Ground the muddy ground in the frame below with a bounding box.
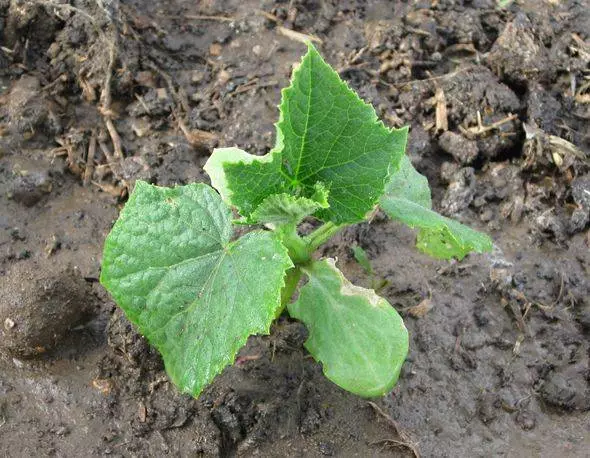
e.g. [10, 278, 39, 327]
[0, 0, 589, 456]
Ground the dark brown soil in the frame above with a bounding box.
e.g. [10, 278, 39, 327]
[1, 1, 589, 457]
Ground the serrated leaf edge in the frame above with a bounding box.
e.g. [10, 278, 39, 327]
[181, 233, 290, 397]
[204, 146, 279, 207]
[204, 44, 409, 223]
[100, 182, 294, 397]
[276, 45, 409, 213]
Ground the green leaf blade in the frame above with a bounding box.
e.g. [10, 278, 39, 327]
[203, 147, 287, 217]
[204, 45, 408, 225]
[352, 245, 373, 275]
[288, 259, 408, 397]
[380, 155, 493, 260]
[250, 183, 329, 227]
[100, 181, 293, 397]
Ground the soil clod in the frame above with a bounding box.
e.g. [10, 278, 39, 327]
[0, 257, 95, 357]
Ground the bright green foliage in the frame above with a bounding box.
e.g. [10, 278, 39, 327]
[380, 155, 493, 260]
[288, 259, 408, 397]
[249, 183, 329, 227]
[205, 44, 408, 225]
[352, 245, 373, 275]
[100, 44, 492, 401]
[100, 182, 292, 397]
[203, 146, 285, 216]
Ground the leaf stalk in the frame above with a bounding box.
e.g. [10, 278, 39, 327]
[305, 222, 343, 252]
[278, 267, 302, 312]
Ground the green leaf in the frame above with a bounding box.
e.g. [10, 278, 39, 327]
[205, 44, 408, 224]
[288, 259, 408, 397]
[352, 245, 373, 275]
[100, 181, 292, 397]
[204, 147, 287, 216]
[250, 182, 329, 227]
[380, 155, 493, 260]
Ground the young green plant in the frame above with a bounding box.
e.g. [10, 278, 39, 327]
[100, 44, 492, 398]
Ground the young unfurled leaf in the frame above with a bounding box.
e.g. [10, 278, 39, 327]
[205, 44, 408, 225]
[249, 183, 329, 227]
[288, 259, 408, 397]
[100, 182, 292, 397]
[380, 155, 493, 260]
[352, 245, 373, 275]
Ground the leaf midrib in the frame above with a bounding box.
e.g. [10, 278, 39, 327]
[293, 53, 313, 181]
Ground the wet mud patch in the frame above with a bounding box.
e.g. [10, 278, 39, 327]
[1, 0, 589, 456]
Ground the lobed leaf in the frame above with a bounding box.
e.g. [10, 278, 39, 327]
[205, 44, 408, 225]
[288, 259, 408, 397]
[100, 181, 293, 397]
[380, 155, 493, 260]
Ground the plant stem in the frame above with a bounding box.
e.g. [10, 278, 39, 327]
[276, 267, 302, 316]
[280, 225, 312, 264]
[305, 222, 343, 252]
[274, 222, 344, 317]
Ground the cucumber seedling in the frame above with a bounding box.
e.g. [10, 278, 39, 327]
[100, 45, 492, 398]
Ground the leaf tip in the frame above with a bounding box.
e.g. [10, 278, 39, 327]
[303, 40, 323, 56]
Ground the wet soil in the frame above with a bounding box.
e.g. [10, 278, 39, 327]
[1, 0, 589, 456]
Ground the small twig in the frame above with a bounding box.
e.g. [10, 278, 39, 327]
[393, 66, 474, 87]
[257, 9, 322, 44]
[524, 122, 588, 162]
[231, 78, 259, 95]
[348, 46, 367, 65]
[459, 112, 518, 139]
[148, 375, 169, 393]
[553, 272, 565, 307]
[434, 86, 448, 132]
[98, 139, 123, 180]
[83, 131, 97, 186]
[50, 146, 68, 157]
[368, 402, 420, 458]
[228, 78, 279, 97]
[91, 180, 125, 197]
[42, 73, 68, 93]
[184, 14, 235, 22]
[100, 35, 118, 117]
[406, 26, 431, 37]
[104, 118, 124, 161]
[257, 9, 281, 22]
[235, 354, 261, 365]
[149, 61, 217, 147]
[278, 26, 323, 44]
[444, 43, 477, 56]
[65, 140, 83, 176]
[177, 117, 218, 147]
[134, 93, 151, 115]
[43, 1, 98, 26]
[147, 61, 190, 114]
[176, 87, 191, 116]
